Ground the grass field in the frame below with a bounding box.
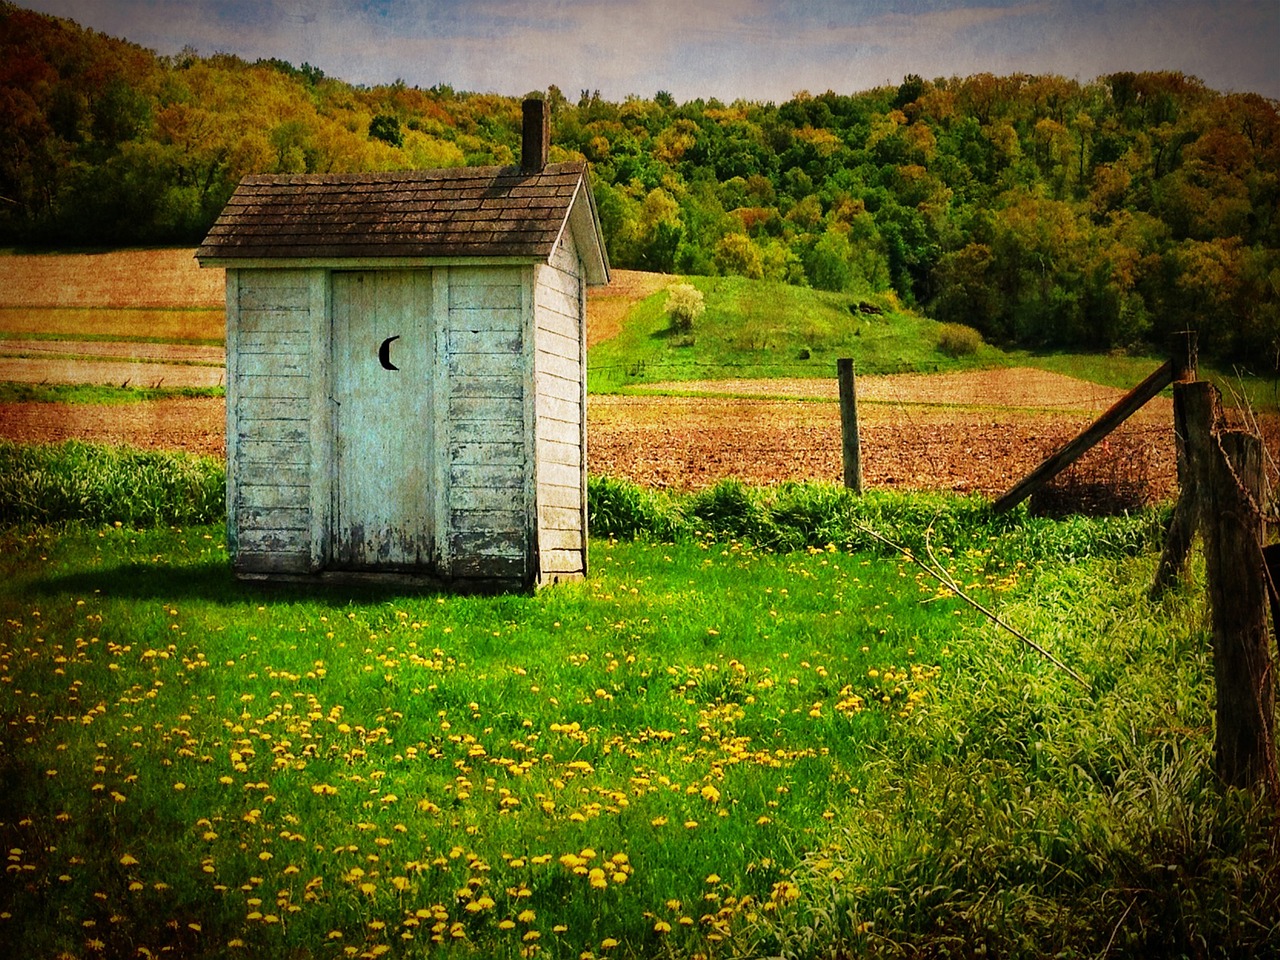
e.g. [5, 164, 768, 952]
[1, 446, 1277, 959]
[587, 277, 1005, 392]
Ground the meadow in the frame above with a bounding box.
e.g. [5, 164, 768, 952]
[1, 444, 1277, 959]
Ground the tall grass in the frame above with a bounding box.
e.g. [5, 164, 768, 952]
[0, 440, 224, 526]
[0, 447, 1275, 958]
[589, 475, 1168, 562]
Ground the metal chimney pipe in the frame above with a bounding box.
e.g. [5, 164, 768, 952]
[521, 98, 549, 174]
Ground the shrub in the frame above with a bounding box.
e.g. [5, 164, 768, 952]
[664, 282, 705, 333]
[937, 321, 984, 357]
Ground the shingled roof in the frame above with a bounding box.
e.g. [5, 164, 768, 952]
[195, 160, 609, 284]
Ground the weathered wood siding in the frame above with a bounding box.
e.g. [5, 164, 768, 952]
[443, 266, 532, 584]
[226, 268, 329, 574]
[533, 231, 587, 583]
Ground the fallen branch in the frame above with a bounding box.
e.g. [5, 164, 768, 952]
[853, 520, 1093, 691]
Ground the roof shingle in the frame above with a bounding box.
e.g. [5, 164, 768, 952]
[196, 161, 592, 264]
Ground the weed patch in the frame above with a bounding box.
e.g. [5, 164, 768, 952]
[0, 440, 224, 526]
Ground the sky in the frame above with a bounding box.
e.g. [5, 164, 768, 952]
[19, 0, 1280, 102]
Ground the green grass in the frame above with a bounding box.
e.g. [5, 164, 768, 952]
[1012, 349, 1280, 413]
[0, 447, 1276, 958]
[0, 382, 225, 404]
[584, 274, 1280, 414]
[587, 277, 1006, 391]
[0, 440, 224, 526]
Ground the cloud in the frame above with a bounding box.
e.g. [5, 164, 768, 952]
[18, 0, 1280, 100]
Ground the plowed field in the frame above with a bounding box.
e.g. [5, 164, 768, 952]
[0, 368, 1207, 504]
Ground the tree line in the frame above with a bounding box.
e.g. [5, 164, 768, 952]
[2, 2, 1277, 363]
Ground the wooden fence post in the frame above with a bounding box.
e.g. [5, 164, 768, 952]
[837, 358, 863, 494]
[1204, 426, 1276, 789]
[1150, 379, 1210, 596]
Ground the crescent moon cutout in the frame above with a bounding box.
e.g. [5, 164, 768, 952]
[378, 335, 401, 371]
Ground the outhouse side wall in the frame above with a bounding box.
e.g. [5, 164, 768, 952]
[442, 266, 534, 586]
[533, 231, 588, 584]
[225, 268, 331, 575]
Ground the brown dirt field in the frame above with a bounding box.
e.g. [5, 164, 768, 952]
[0, 339, 225, 363]
[0, 358, 226, 389]
[587, 395, 1179, 499]
[0, 371, 1223, 505]
[0, 336, 226, 388]
[0, 249, 223, 307]
[0, 398, 226, 456]
[0, 307, 225, 342]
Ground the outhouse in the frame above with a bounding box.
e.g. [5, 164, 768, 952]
[196, 100, 609, 591]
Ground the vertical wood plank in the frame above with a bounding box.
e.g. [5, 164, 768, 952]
[522, 265, 538, 587]
[578, 251, 589, 576]
[225, 269, 241, 558]
[307, 268, 330, 573]
[434, 267, 452, 577]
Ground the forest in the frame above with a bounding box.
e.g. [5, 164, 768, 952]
[2, 1, 1278, 363]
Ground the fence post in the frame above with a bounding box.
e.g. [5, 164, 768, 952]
[837, 358, 863, 494]
[1204, 427, 1275, 790]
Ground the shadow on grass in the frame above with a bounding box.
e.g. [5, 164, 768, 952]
[27, 562, 459, 606]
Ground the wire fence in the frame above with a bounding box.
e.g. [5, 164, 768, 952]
[586, 359, 1280, 516]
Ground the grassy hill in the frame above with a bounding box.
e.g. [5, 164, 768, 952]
[587, 274, 1005, 392]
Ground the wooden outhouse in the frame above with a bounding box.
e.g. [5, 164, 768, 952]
[196, 100, 609, 592]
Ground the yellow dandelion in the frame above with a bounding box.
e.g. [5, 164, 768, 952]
[119, 854, 138, 866]
[654, 920, 672, 933]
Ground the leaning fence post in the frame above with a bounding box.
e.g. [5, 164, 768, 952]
[837, 358, 863, 494]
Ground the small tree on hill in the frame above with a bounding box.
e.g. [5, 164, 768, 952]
[664, 283, 705, 333]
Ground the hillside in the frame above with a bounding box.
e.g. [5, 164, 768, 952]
[2, 2, 1278, 365]
[587, 275, 1004, 390]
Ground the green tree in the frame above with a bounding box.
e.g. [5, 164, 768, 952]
[369, 113, 403, 148]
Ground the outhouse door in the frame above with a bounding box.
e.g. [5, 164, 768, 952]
[330, 271, 436, 569]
